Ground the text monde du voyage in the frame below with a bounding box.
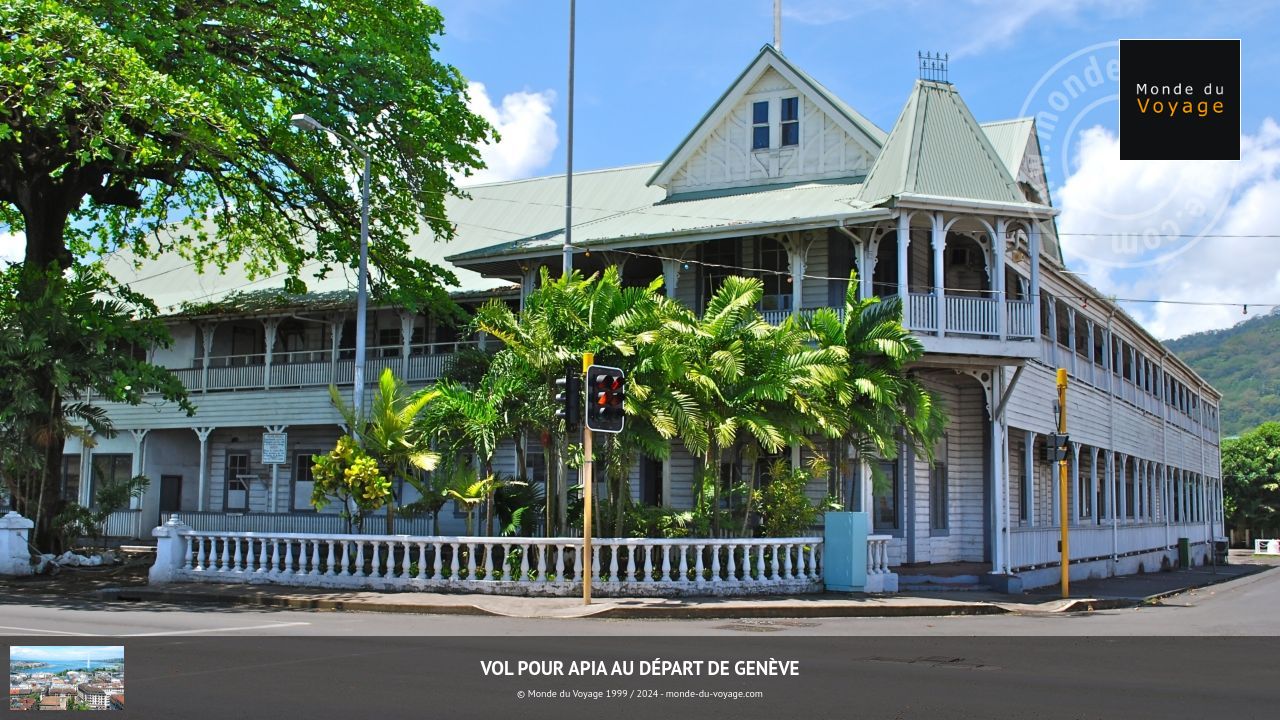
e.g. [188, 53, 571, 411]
[1134, 82, 1228, 118]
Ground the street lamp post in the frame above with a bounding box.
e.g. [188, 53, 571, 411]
[290, 113, 371, 422]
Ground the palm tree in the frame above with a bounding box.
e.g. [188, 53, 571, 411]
[473, 266, 671, 535]
[649, 276, 846, 533]
[329, 368, 439, 534]
[803, 272, 946, 505]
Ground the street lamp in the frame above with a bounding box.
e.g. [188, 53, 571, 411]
[289, 113, 372, 422]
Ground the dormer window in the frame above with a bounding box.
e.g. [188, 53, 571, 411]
[752, 101, 770, 150]
[781, 97, 799, 146]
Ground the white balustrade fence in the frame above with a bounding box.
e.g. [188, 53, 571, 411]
[149, 518, 823, 597]
[864, 535, 897, 593]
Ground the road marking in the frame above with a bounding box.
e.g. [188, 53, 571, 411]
[0, 625, 99, 636]
[120, 621, 312, 637]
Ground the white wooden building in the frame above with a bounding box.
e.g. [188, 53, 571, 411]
[79, 46, 1222, 591]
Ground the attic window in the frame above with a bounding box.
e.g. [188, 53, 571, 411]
[752, 101, 769, 150]
[781, 97, 799, 146]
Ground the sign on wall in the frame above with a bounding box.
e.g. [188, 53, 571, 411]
[261, 432, 288, 465]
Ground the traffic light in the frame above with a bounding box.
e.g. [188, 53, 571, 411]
[585, 364, 625, 433]
[554, 365, 581, 430]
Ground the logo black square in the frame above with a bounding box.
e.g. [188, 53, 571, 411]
[1120, 39, 1240, 160]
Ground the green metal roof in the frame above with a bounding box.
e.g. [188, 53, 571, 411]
[980, 117, 1036, 179]
[859, 80, 1028, 206]
[447, 178, 872, 262]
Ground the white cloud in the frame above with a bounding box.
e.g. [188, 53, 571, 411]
[460, 81, 558, 185]
[1058, 119, 1280, 340]
[0, 228, 23, 264]
[952, 0, 1146, 58]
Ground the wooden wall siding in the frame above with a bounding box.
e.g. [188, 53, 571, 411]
[895, 374, 987, 565]
[97, 387, 345, 430]
[668, 68, 874, 194]
[953, 380, 988, 561]
[909, 228, 932, 291]
[206, 426, 341, 514]
[1002, 360, 1218, 476]
[666, 440, 698, 510]
[801, 232, 830, 310]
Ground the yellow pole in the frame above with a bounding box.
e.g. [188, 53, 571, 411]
[582, 352, 594, 605]
[1057, 368, 1070, 598]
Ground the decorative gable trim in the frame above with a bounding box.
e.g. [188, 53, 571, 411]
[648, 45, 885, 191]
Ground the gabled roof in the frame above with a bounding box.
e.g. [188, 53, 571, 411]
[648, 44, 887, 189]
[859, 80, 1029, 206]
[980, 117, 1036, 179]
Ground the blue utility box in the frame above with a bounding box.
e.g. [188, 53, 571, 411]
[823, 511, 868, 592]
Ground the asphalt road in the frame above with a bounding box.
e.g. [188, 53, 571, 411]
[1, 564, 1278, 636]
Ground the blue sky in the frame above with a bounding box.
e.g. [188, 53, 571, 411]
[11, 646, 124, 663]
[433, 0, 1280, 339]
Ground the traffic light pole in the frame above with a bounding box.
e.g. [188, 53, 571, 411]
[1057, 368, 1070, 599]
[582, 351, 594, 605]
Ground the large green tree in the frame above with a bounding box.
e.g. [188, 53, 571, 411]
[1222, 422, 1280, 539]
[0, 0, 493, 547]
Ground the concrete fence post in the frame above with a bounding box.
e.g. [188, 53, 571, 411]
[150, 515, 191, 585]
[0, 511, 35, 577]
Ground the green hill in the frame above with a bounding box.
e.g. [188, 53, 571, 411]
[1165, 310, 1280, 437]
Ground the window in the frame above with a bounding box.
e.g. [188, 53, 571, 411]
[225, 452, 250, 512]
[758, 237, 791, 312]
[377, 327, 401, 357]
[780, 97, 799, 146]
[873, 460, 899, 532]
[752, 100, 769, 150]
[930, 463, 948, 531]
[701, 238, 739, 305]
[292, 452, 318, 511]
[61, 455, 81, 504]
[89, 454, 132, 509]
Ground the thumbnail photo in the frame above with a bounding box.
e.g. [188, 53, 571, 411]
[9, 646, 124, 711]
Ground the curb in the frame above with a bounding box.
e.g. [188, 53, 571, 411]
[98, 586, 1015, 619]
[94, 566, 1271, 620]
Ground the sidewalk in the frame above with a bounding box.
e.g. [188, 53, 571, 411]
[92, 561, 1272, 620]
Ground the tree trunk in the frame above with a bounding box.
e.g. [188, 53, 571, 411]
[12, 191, 77, 553]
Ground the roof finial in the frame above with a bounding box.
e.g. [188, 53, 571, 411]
[774, 0, 782, 54]
[918, 51, 950, 84]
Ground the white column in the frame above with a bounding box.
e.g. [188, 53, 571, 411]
[994, 218, 1007, 341]
[194, 427, 215, 512]
[329, 315, 343, 385]
[263, 318, 279, 390]
[1028, 223, 1041, 336]
[660, 258, 681, 300]
[1089, 447, 1099, 524]
[399, 311, 415, 377]
[1023, 430, 1034, 527]
[129, 429, 149, 511]
[520, 266, 538, 310]
[990, 369, 1007, 574]
[896, 213, 910, 323]
[1070, 443, 1080, 524]
[789, 238, 808, 319]
[931, 213, 946, 337]
[861, 232, 880, 300]
[199, 323, 215, 394]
